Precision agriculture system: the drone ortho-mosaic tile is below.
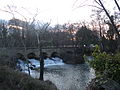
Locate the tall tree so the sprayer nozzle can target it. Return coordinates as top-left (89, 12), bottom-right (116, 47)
top-left (76, 26), bottom-right (99, 46)
top-left (36, 22), bottom-right (50, 81)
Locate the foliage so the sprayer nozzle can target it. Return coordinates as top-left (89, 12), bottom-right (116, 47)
top-left (76, 26), bottom-right (99, 46)
top-left (89, 45), bottom-right (120, 84)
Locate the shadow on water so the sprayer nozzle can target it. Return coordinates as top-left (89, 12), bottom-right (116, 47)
top-left (32, 63), bottom-right (95, 90)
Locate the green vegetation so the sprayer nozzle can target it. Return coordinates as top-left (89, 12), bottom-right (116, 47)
top-left (89, 45), bottom-right (120, 85)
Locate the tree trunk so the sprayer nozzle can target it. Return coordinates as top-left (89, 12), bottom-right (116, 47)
top-left (39, 48), bottom-right (44, 81)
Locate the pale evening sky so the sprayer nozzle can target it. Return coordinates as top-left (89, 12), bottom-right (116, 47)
top-left (0, 0), bottom-right (118, 25)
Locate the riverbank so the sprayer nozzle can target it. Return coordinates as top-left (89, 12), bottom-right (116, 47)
top-left (0, 55), bottom-right (58, 90)
top-left (0, 66), bottom-right (58, 90)
top-left (0, 53), bottom-right (95, 90)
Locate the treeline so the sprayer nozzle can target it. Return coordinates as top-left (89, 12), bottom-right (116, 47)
top-left (0, 18), bottom-right (99, 48)
top-left (0, 18), bottom-right (72, 48)
top-left (0, 15), bottom-right (120, 53)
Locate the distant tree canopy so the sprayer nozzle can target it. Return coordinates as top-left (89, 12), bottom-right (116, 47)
top-left (76, 26), bottom-right (99, 46)
top-left (0, 18), bottom-right (78, 48)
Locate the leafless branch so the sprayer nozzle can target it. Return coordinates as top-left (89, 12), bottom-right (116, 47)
top-left (0, 5), bottom-right (15, 18)
top-left (72, 0), bottom-right (89, 10)
top-left (114, 0), bottom-right (120, 12)
top-left (14, 10), bottom-right (27, 21)
top-left (87, 5), bottom-right (103, 10)
top-left (94, 0), bottom-right (101, 6)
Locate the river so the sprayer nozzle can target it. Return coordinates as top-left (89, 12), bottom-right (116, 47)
top-left (30, 63), bottom-right (95, 90)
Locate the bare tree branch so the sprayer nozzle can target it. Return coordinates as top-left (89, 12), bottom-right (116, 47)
top-left (114, 0), bottom-right (120, 12)
top-left (72, 0), bottom-right (90, 10)
top-left (0, 6), bottom-right (15, 18)
top-left (87, 5), bottom-right (103, 10)
top-left (94, 0), bottom-right (101, 6)
top-left (97, 0), bottom-right (120, 38)
top-left (14, 11), bottom-right (27, 21)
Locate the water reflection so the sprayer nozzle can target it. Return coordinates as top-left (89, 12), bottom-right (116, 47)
top-left (32, 63), bottom-right (95, 90)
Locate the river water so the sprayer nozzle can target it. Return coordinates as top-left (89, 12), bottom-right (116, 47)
top-left (30, 63), bottom-right (95, 90)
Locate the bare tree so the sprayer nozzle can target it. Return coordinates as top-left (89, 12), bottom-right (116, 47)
top-left (35, 21), bottom-right (50, 80)
top-left (94, 0), bottom-right (120, 38)
top-left (74, 0), bottom-right (120, 37)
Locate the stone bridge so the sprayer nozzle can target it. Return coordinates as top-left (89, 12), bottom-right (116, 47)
top-left (0, 46), bottom-right (84, 64)
top-left (15, 47), bottom-right (76, 56)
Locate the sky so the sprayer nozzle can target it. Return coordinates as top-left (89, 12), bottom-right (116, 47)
top-left (0, 0), bottom-right (119, 25)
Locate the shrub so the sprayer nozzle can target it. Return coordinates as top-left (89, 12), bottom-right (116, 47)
top-left (89, 45), bottom-right (120, 84)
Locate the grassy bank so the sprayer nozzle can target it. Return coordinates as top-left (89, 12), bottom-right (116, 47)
top-left (0, 66), bottom-right (58, 90)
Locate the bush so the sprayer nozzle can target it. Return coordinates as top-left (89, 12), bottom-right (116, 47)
top-left (89, 45), bottom-right (120, 84)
